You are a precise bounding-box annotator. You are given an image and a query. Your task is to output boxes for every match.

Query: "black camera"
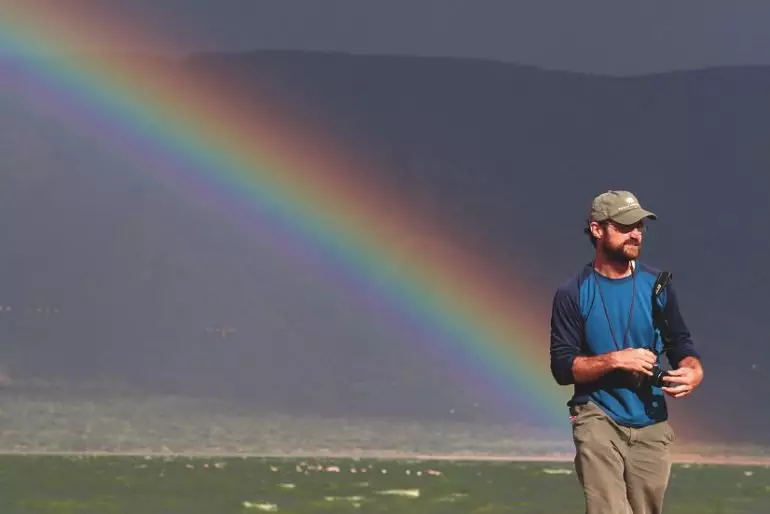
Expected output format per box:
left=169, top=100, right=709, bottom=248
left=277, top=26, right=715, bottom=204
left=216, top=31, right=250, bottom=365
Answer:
left=629, top=347, right=670, bottom=389
left=646, top=363, right=670, bottom=388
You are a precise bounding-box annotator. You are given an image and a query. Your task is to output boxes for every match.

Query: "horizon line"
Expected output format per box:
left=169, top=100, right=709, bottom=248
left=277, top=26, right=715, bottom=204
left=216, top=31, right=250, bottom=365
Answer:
left=4, top=47, right=770, bottom=78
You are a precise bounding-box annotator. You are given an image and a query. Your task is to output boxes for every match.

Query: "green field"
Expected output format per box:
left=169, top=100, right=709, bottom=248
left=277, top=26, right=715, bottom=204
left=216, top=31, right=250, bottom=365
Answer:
left=0, top=455, right=767, bottom=513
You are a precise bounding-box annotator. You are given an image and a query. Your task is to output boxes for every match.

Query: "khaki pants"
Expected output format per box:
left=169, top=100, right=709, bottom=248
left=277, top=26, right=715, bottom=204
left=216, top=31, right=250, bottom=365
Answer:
left=570, top=401, right=675, bottom=514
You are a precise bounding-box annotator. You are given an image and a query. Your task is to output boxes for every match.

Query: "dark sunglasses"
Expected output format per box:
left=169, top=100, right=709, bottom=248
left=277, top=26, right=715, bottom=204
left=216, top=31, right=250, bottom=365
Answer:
left=607, top=220, right=647, bottom=234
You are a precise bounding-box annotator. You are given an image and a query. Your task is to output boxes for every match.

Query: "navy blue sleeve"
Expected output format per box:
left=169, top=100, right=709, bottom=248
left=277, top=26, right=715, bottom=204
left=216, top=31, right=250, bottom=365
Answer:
left=549, top=282, right=583, bottom=386
left=661, top=282, right=701, bottom=367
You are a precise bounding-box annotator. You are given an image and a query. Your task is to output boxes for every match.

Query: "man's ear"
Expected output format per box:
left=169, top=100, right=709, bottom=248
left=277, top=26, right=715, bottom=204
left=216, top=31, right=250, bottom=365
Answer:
left=589, top=221, right=604, bottom=240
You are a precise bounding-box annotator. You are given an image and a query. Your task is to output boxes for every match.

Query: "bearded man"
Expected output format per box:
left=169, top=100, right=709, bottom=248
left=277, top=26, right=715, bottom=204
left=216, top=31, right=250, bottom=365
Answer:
left=549, top=190, right=704, bottom=514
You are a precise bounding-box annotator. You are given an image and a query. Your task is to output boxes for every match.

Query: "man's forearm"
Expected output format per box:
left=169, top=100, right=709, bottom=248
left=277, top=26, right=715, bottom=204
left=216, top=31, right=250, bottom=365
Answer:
left=572, top=354, right=617, bottom=384
left=678, top=356, right=702, bottom=369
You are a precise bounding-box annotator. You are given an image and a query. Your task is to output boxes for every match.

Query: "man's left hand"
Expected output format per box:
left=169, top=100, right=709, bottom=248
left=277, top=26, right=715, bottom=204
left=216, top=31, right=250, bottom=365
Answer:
left=662, top=358, right=704, bottom=399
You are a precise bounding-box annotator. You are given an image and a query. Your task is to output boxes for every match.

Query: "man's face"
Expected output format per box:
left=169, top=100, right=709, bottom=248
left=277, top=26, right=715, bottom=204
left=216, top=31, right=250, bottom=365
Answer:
left=595, top=220, right=646, bottom=262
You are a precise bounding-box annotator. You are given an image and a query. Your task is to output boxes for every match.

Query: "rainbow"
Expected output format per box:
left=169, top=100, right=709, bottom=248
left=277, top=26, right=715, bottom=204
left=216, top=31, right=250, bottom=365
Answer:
left=2, top=4, right=627, bottom=435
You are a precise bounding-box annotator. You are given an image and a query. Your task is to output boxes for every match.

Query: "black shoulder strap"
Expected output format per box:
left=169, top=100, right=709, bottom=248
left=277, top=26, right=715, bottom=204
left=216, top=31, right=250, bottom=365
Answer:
left=652, top=271, right=673, bottom=350
left=652, top=271, right=672, bottom=299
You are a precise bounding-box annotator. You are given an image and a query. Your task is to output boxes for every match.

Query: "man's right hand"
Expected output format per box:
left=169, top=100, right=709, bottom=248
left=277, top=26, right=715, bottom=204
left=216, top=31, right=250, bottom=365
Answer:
left=611, top=348, right=657, bottom=376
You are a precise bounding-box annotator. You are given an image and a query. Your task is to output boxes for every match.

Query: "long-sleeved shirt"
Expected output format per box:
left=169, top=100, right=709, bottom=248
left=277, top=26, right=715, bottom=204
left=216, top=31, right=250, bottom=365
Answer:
left=549, top=260, right=701, bottom=427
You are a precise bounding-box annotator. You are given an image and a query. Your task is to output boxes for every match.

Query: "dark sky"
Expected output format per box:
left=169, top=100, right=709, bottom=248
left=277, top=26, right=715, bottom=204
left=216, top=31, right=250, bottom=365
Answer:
left=34, top=0, right=770, bottom=75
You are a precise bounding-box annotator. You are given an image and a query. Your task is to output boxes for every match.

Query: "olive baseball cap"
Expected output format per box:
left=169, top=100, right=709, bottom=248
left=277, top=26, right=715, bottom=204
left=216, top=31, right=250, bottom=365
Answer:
left=588, top=190, right=657, bottom=225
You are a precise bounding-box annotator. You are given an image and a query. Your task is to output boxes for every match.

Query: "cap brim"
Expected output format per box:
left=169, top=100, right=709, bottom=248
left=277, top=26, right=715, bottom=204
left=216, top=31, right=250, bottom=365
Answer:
left=612, top=208, right=657, bottom=225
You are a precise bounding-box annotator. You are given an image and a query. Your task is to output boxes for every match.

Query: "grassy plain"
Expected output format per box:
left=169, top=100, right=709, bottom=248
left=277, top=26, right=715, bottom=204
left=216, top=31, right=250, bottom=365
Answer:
left=0, top=455, right=768, bottom=513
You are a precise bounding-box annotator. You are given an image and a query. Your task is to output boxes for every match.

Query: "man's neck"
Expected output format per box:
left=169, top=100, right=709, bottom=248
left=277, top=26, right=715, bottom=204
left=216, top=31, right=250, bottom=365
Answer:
left=593, top=254, right=634, bottom=279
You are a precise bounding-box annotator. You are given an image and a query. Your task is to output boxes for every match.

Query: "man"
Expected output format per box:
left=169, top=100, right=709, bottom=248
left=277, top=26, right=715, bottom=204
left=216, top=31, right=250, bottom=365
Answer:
left=549, top=190, right=704, bottom=514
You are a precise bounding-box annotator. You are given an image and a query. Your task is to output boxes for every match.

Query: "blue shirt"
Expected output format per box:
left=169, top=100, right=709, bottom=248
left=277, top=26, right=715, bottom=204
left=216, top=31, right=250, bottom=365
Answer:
left=549, top=260, right=701, bottom=427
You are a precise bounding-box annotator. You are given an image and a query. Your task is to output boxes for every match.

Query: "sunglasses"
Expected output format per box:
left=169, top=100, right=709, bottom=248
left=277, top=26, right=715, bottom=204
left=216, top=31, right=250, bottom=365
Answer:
left=606, top=220, right=647, bottom=234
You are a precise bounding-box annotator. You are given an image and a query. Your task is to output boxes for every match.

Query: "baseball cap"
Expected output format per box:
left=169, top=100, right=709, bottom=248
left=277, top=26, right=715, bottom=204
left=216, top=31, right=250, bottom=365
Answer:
left=588, top=190, right=657, bottom=225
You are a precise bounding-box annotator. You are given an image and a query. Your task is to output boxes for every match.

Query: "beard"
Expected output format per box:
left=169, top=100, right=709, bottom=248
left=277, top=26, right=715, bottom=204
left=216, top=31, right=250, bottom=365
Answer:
left=602, top=238, right=641, bottom=263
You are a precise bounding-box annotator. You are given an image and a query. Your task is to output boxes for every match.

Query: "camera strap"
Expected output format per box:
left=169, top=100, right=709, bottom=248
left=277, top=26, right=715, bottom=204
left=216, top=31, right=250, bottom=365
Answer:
left=651, top=271, right=673, bottom=352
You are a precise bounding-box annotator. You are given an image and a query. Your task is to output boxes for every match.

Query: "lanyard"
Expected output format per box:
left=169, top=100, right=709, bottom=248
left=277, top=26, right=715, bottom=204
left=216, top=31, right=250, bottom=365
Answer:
left=592, top=263, right=636, bottom=351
